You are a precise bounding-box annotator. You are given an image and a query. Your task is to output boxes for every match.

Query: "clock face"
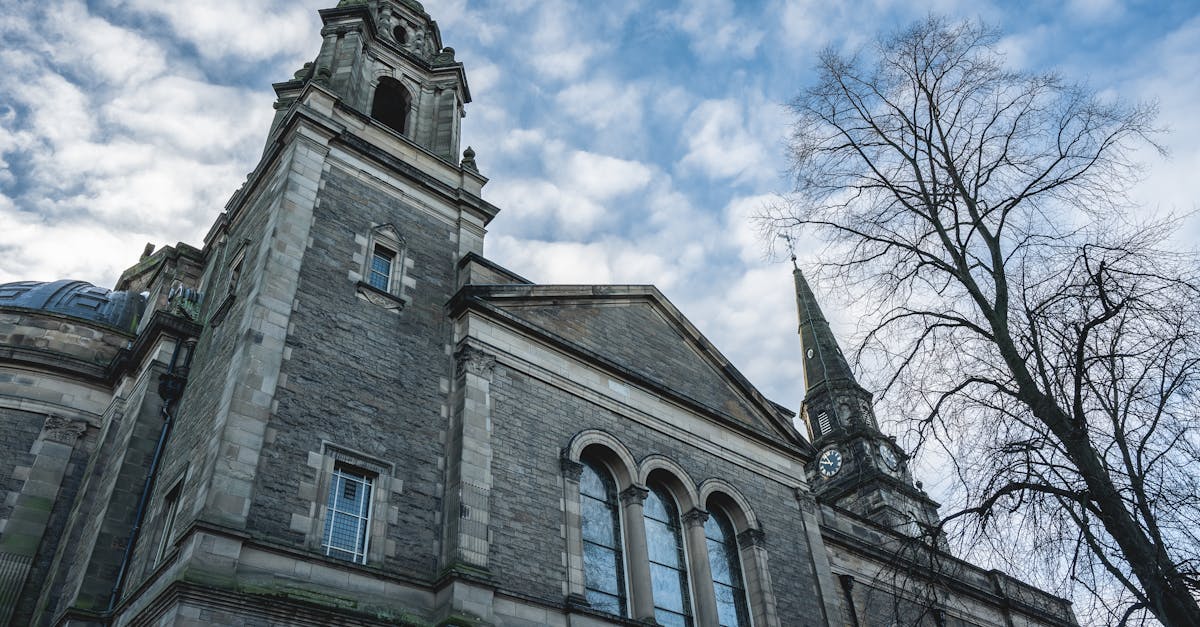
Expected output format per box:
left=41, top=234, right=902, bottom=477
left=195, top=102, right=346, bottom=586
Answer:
left=879, top=443, right=899, bottom=471
left=818, top=448, right=843, bottom=477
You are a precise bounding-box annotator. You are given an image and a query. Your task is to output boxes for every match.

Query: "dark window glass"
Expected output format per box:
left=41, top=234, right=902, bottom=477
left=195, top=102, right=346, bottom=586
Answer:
left=581, top=461, right=626, bottom=616
left=705, top=511, right=750, bottom=627
left=369, top=245, right=393, bottom=291
left=644, top=487, right=691, bottom=626
left=371, top=77, right=412, bottom=135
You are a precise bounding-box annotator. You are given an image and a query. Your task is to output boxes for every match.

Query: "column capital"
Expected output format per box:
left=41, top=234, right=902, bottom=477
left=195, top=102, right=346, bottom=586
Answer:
left=40, top=414, right=87, bottom=445
left=455, top=344, right=496, bottom=380
left=619, top=485, right=649, bottom=506
left=560, top=457, right=584, bottom=482
left=737, top=527, right=766, bottom=549
left=794, top=488, right=818, bottom=514
left=681, top=508, right=709, bottom=528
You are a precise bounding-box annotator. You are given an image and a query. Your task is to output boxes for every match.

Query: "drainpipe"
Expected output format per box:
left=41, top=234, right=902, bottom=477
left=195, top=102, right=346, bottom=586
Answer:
left=106, top=337, right=195, bottom=614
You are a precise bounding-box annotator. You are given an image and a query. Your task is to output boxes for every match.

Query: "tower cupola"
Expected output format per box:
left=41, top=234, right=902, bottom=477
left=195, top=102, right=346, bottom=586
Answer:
left=269, top=0, right=471, bottom=161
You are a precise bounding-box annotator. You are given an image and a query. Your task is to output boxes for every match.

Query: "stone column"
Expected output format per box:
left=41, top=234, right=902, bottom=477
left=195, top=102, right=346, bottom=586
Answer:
left=445, top=345, right=496, bottom=570
left=737, top=528, right=781, bottom=627
left=682, top=508, right=719, bottom=627
left=560, top=458, right=588, bottom=606
left=0, top=415, right=86, bottom=625
left=619, top=485, right=655, bottom=622
left=795, top=490, right=842, bottom=627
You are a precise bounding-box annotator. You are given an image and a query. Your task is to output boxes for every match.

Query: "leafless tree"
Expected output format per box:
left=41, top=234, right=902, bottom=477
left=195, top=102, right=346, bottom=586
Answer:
left=761, top=17, right=1200, bottom=626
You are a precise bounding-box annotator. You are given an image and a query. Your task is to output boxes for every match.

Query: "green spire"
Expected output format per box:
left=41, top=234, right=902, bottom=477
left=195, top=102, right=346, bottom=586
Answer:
left=793, top=267, right=858, bottom=394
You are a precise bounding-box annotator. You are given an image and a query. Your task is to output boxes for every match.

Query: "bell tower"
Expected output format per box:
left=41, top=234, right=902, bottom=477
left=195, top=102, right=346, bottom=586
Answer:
left=794, top=267, right=941, bottom=537
left=269, top=0, right=469, bottom=161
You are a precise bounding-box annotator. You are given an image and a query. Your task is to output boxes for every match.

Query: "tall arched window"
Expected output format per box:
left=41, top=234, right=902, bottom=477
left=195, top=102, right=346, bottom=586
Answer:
left=580, top=460, right=626, bottom=615
left=371, top=77, right=411, bottom=135
left=644, top=487, right=692, bottom=626
left=705, top=510, right=750, bottom=627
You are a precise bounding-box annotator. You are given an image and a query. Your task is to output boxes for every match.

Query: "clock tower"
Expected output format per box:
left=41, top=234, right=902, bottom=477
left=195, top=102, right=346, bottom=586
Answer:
left=794, top=266, right=941, bottom=538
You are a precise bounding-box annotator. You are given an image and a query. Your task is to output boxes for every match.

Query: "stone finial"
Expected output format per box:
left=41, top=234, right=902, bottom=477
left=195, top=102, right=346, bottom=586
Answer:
left=293, top=62, right=314, bottom=81
left=432, top=46, right=456, bottom=65
left=461, top=146, right=478, bottom=171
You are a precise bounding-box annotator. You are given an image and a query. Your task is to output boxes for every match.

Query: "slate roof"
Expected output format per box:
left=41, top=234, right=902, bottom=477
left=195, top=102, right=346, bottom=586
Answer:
left=453, top=282, right=809, bottom=452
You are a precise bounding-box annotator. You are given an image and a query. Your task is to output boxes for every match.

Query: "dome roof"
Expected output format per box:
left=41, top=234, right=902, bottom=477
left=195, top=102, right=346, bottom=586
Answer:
left=0, top=280, right=146, bottom=330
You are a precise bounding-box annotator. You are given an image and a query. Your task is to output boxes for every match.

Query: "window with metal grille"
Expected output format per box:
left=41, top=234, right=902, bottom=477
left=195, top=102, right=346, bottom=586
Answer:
left=322, top=464, right=374, bottom=564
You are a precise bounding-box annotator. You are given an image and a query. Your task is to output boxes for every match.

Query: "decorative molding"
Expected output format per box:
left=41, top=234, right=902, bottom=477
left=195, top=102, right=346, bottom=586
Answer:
left=619, top=485, right=648, bottom=507
left=355, top=281, right=407, bottom=312
left=41, top=414, right=87, bottom=445
left=455, top=345, right=496, bottom=380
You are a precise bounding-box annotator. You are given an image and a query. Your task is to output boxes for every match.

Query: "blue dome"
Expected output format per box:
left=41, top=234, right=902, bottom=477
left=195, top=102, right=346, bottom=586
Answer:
left=0, top=280, right=146, bottom=330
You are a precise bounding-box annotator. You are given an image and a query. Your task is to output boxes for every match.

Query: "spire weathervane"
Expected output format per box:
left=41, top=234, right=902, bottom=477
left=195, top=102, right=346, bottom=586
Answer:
left=776, top=233, right=798, bottom=270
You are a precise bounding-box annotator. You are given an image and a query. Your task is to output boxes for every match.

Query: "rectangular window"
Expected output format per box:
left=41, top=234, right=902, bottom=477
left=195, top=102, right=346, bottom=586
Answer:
left=156, top=483, right=182, bottom=564
left=322, top=464, right=374, bottom=564
left=368, top=245, right=394, bottom=291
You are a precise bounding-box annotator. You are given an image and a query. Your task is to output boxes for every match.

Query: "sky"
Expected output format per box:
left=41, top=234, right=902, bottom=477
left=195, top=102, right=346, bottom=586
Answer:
left=1, top=0, right=1198, bottom=418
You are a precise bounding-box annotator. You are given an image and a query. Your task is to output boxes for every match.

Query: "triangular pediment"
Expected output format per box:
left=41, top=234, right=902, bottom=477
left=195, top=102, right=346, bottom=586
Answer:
left=453, top=284, right=804, bottom=448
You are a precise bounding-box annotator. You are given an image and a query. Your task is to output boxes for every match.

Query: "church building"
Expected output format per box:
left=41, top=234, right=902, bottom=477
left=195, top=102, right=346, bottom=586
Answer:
left=0, top=1, right=1079, bottom=625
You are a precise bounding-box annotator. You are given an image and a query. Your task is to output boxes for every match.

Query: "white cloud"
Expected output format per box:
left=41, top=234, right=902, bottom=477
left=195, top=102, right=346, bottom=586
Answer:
left=660, top=0, right=764, bottom=61
left=678, top=98, right=776, bottom=184
left=723, top=193, right=776, bottom=263
left=104, top=76, right=272, bottom=157
left=555, top=79, right=644, bottom=134
left=11, top=72, right=97, bottom=148
left=522, top=2, right=602, bottom=81
left=45, top=1, right=168, bottom=87
left=1067, top=0, right=1123, bottom=21
left=486, top=150, right=655, bottom=238
left=111, top=0, right=319, bottom=62
left=1123, top=16, right=1200, bottom=245
left=487, top=234, right=680, bottom=289
left=561, top=151, right=653, bottom=200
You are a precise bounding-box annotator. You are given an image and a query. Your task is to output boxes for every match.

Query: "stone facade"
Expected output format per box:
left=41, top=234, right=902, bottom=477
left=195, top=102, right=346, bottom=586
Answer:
left=0, top=1, right=1078, bottom=626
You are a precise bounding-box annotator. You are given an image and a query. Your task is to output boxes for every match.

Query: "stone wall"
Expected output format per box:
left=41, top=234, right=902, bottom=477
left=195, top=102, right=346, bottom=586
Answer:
left=486, top=361, right=828, bottom=622
left=247, top=161, right=458, bottom=579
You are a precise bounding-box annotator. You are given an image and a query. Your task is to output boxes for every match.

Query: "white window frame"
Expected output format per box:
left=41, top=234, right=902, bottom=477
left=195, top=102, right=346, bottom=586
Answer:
left=355, top=224, right=410, bottom=311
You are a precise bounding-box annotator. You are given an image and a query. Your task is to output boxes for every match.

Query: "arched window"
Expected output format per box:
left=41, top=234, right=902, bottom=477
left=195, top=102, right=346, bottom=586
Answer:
left=644, top=486, right=692, bottom=626
left=371, top=77, right=411, bottom=135
left=705, top=510, right=750, bottom=627
left=580, top=460, right=626, bottom=615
